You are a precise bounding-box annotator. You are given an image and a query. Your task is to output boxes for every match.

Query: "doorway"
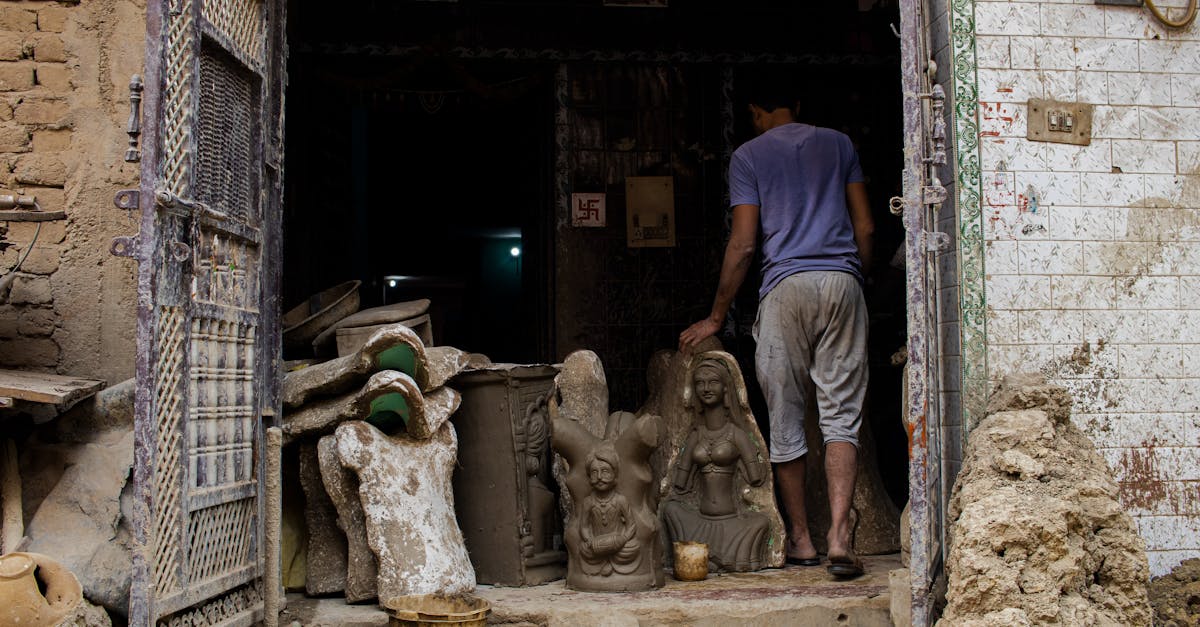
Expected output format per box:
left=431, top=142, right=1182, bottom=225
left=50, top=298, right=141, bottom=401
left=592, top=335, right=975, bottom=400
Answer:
left=280, top=0, right=912, bottom=577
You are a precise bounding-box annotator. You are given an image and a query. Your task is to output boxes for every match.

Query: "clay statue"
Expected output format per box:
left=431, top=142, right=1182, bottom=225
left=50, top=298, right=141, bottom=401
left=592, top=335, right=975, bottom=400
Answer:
left=550, top=350, right=664, bottom=592
left=661, top=352, right=783, bottom=572
left=520, top=392, right=558, bottom=561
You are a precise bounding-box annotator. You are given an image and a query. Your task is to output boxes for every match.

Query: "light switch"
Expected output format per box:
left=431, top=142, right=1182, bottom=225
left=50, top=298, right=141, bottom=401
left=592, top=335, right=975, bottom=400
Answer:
left=1027, top=99, right=1093, bottom=146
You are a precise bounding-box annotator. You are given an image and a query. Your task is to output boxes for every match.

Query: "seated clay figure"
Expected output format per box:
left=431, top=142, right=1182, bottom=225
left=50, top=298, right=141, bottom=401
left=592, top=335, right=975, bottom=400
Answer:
left=578, top=444, right=641, bottom=575
left=662, top=356, right=770, bottom=572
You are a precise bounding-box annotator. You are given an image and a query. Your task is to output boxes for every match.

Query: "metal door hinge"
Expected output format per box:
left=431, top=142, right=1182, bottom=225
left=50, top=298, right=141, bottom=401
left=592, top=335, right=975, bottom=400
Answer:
left=110, top=235, right=139, bottom=258
left=919, top=230, right=952, bottom=252
left=114, top=189, right=139, bottom=211
left=923, top=184, right=947, bottom=206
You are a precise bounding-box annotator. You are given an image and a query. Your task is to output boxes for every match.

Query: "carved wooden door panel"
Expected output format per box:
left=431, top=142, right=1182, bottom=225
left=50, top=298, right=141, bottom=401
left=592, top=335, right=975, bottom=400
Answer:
left=120, top=0, right=286, bottom=624
left=898, top=0, right=949, bottom=624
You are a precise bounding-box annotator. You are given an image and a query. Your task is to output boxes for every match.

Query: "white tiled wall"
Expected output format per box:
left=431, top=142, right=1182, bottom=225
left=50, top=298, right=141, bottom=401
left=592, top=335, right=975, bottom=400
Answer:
left=975, top=0, right=1200, bottom=576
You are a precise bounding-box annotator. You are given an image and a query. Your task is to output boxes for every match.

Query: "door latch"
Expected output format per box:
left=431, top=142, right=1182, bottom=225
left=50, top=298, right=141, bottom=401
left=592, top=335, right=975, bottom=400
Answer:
left=113, top=189, right=139, bottom=211
left=125, top=75, right=143, bottom=163
left=110, top=235, right=139, bottom=258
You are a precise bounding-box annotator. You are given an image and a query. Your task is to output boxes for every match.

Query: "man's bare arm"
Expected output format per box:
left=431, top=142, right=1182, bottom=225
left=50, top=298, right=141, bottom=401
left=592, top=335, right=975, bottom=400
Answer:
left=679, top=203, right=759, bottom=351
left=846, top=182, right=874, bottom=274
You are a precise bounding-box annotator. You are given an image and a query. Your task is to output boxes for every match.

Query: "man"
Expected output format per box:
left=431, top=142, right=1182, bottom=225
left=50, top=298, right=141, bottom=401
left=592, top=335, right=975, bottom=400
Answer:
left=679, top=86, right=874, bottom=578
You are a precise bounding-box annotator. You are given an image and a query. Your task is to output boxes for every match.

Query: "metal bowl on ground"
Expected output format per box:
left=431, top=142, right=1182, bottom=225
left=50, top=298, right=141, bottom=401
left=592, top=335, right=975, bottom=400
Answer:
left=282, top=280, right=361, bottom=358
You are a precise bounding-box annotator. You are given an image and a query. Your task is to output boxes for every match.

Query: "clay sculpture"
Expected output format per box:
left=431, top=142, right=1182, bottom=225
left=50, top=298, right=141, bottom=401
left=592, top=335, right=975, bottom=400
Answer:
left=333, top=420, right=475, bottom=603
left=550, top=350, right=664, bottom=592
left=317, top=435, right=378, bottom=603
left=283, top=370, right=461, bottom=444
left=660, top=351, right=785, bottom=572
left=282, top=324, right=429, bottom=408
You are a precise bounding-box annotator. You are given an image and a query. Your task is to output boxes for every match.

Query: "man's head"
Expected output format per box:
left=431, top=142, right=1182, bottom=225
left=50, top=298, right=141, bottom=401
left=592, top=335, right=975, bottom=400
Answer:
left=743, top=72, right=798, bottom=134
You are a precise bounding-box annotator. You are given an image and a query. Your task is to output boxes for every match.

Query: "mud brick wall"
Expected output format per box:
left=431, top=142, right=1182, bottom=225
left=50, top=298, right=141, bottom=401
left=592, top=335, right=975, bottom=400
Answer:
left=0, top=0, right=142, bottom=383
left=972, top=0, right=1200, bottom=574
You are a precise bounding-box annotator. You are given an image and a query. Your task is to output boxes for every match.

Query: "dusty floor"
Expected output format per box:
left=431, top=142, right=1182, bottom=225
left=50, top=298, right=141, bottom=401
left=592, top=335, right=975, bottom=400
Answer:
left=281, top=554, right=900, bottom=626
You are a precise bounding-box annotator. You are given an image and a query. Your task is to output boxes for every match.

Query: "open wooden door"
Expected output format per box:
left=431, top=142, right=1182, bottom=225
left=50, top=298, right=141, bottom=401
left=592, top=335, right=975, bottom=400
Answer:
left=898, top=0, right=950, bottom=623
left=114, top=0, right=286, bottom=624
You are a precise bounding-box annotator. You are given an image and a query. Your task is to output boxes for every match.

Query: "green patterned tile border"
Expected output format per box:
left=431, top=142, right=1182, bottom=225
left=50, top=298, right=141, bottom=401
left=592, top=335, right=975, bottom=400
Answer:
left=950, top=0, right=988, bottom=432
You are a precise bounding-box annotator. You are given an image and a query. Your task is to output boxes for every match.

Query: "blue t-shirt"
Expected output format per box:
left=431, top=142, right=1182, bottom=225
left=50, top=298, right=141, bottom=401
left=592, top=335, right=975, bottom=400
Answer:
left=729, top=123, right=865, bottom=299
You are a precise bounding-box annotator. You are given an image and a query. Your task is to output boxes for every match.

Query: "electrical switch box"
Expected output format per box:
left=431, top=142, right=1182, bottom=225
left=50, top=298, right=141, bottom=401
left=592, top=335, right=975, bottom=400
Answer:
left=1027, top=98, right=1093, bottom=146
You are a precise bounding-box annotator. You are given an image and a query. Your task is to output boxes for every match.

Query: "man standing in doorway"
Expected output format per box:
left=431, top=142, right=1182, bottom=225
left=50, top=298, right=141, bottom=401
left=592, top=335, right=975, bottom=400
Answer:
left=679, top=83, right=874, bottom=578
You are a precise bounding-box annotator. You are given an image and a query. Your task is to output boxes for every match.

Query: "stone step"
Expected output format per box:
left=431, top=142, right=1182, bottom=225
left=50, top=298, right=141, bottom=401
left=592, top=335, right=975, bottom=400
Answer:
left=281, top=554, right=901, bottom=626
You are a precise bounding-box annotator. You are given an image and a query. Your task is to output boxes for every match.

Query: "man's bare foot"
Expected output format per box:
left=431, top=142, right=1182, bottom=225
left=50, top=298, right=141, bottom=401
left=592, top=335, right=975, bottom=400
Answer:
left=785, top=534, right=819, bottom=565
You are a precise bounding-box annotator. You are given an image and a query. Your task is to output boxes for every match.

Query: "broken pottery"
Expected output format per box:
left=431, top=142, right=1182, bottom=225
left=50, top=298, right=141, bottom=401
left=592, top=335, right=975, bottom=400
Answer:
left=333, top=420, right=475, bottom=603
left=451, top=364, right=565, bottom=586
left=660, top=351, right=784, bottom=572
left=550, top=350, right=664, bottom=592
left=316, top=435, right=378, bottom=603
left=0, top=552, right=83, bottom=627
left=298, top=441, right=348, bottom=596
left=283, top=370, right=461, bottom=444
left=282, top=324, right=429, bottom=409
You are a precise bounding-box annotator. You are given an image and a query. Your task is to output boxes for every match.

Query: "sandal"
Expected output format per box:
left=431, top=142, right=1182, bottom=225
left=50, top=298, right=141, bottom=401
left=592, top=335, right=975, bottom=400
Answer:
left=826, top=506, right=864, bottom=578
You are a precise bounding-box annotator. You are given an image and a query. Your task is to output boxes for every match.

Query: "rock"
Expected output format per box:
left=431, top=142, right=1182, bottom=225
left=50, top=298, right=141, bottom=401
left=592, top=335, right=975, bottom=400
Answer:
left=298, top=441, right=347, bottom=597
left=1149, top=557, right=1200, bottom=626
left=889, top=568, right=911, bottom=627
left=333, top=420, right=475, bottom=604
left=23, top=430, right=133, bottom=614
left=985, top=372, right=1073, bottom=425
left=937, top=376, right=1152, bottom=626
left=993, top=450, right=1044, bottom=480
left=283, top=324, right=429, bottom=409
left=57, top=598, right=113, bottom=627
left=283, top=370, right=460, bottom=444
left=317, top=435, right=377, bottom=604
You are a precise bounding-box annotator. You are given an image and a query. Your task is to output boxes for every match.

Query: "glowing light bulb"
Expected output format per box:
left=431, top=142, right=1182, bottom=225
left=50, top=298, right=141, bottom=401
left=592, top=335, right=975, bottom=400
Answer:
left=388, top=279, right=397, bottom=288
left=510, top=246, right=521, bottom=257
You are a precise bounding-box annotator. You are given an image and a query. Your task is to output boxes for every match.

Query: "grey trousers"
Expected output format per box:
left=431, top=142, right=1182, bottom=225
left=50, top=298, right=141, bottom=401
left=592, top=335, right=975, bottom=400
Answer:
left=752, top=271, right=868, bottom=463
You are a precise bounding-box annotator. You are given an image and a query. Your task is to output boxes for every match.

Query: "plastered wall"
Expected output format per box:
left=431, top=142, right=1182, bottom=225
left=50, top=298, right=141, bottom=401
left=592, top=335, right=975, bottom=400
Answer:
left=973, top=0, right=1200, bottom=575
left=0, top=0, right=143, bottom=385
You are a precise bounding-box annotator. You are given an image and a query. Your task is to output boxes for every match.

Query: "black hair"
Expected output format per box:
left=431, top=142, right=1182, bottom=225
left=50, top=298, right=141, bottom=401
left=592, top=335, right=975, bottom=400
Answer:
left=741, top=69, right=799, bottom=114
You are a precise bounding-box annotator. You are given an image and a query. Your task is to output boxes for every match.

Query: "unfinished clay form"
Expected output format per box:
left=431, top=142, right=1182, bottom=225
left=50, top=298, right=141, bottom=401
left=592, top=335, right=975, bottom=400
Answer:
left=298, top=441, right=348, bottom=596
left=282, top=324, right=429, bottom=409
left=311, top=299, right=431, bottom=356
left=283, top=370, right=460, bottom=443
left=333, top=420, right=475, bottom=603
left=0, top=552, right=83, bottom=627
left=317, top=435, right=378, bottom=603
left=451, top=364, right=565, bottom=586
left=550, top=350, right=664, bottom=592
left=660, top=352, right=784, bottom=572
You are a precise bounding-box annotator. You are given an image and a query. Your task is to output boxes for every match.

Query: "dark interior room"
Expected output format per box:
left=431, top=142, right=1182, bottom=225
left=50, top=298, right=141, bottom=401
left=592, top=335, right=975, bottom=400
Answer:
left=282, top=0, right=908, bottom=506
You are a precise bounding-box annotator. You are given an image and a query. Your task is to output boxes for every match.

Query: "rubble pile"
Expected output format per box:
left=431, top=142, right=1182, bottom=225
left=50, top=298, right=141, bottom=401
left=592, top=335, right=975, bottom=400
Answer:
left=1149, top=557, right=1200, bottom=626
left=937, top=374, right=1152, bottom=626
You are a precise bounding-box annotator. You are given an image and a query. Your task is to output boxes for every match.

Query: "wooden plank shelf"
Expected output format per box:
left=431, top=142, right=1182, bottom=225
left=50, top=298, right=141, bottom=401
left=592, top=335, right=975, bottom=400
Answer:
left=0, top=368, right=105, bottom=407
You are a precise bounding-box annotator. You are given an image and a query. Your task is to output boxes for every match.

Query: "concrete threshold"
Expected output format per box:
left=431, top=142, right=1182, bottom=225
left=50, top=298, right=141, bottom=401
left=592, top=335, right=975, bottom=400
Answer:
left=281, top=554, right=900, bottom=627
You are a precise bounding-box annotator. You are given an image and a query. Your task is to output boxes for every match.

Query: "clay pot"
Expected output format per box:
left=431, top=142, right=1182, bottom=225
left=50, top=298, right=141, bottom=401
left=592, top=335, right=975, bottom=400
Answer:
left=0, top=552, right=83, bottom=627
left=672, top=541, right=709, bottom=582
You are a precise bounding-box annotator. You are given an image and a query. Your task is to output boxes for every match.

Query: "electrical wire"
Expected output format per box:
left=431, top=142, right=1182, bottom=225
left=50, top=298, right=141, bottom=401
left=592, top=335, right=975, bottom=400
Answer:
left=0, top=220, right=41, bottom=299
left=1145, top=0, right=1198, bottom=29
left=4, top=221, right=41, bottom=275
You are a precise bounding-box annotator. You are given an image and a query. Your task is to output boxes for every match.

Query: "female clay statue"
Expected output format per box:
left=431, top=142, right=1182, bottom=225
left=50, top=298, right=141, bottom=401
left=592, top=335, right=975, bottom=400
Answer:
left=662, top=356, right=771, bottom=572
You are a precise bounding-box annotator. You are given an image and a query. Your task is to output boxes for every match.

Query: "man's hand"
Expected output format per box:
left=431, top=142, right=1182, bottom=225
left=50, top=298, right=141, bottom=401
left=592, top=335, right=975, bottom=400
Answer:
left=679, top=317, right=721, bottom=352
